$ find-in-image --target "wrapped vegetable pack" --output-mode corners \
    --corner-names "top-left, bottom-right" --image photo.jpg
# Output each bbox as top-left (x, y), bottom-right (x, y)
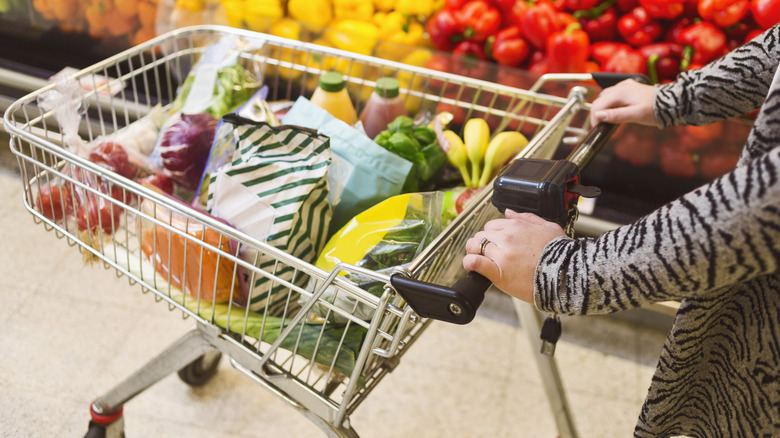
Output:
top-left (138, 186), bottom-right (240, 304)
top-left (207, 115), bottom-right (332, 315)
top-left (154, 37), bottom-right (262, 199)
top-left (306, 192), bottom-right (443, 322)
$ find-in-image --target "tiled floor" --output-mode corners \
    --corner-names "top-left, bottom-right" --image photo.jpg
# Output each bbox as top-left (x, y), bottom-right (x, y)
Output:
top-left (0, 138), bottom-right (671, 438)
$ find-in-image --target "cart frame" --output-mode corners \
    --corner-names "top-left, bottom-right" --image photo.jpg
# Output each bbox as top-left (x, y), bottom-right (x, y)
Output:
top-left (3, 25), bottom-right (597, 437)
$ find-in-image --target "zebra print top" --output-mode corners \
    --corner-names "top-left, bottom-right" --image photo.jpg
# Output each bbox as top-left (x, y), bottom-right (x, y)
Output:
top-left (534, 24), bottom-right (780, 437)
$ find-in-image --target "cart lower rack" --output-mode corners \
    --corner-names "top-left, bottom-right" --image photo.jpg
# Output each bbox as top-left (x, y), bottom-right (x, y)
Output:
top-left (3, 25), bottom-right (599, 437)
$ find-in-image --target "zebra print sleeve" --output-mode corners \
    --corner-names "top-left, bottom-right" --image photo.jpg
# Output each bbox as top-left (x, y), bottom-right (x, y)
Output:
top-left (653, 24), bottom-right (780, 128)
top-left (533, 147), bottom-right (780, 315)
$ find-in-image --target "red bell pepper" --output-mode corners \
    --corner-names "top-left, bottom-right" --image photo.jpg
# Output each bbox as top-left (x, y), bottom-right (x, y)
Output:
top-left (444, 0), bottom-right (470, 9)
top-left (455, 0), bottom-right (502, 42)
top-left (664, 16), bottom-right (693, 42)
top-left (659, 138), bottom-right (697, 178)
top-left (744, 29), bottom-right (764, 43)
top-left (489, 0), bottom-right (517, 13)
top-left (751, 0), bottom-right (780, 30)
top-left (520, 1), bottom-right (563, 49)
top-left (564, 0), bottom-right (602, 11)
top-left (698, 0), bottom-right (750, 28)
top-left (638, 0), bottom-right (685, 18)
top-left (592, 42), bottom-right (647, 73)
top-left (576, 4), bottom-right (619, 42)
top-left (700, 146), bottom-right (740, 179)
top-left (488, 26), bottom-right (531, 67)
top-left (427, 9), bottom-right (461, 51)
top-left (528, 50), bottom-right (551, 75)
top-left (591, 41), bottom-right (632, 64)
top-left (617, 7), bottom-right (663, 47)
top-left (547, 23), bottom-right (591, 73)
top-left (613, 125), bottom-right (658, 167)
top-left (675, 21), bottom-right (727, 65)
top-left (681, 122), bottom-right (725, 150)
top-left (452, 40), bottom-right (493, 79)
top-left (639, 42), bottom-right (683, 83)
top-left (617, 0), bottom-right (640, 10)
top-left (507, 0), bottom-right (530, 27)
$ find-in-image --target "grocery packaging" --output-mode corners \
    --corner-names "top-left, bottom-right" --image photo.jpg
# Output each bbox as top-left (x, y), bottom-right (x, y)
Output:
top-left (139, 186), bottom-right (240, 304)
top-left (310, 71), bottom-right (358, 125)
top-left (206, 115), bottom-right (332, 314)
top-left (305, 192), bottom-right (443, 322)
top-left (359, 77), bottom-right (408, 139)
top-left (283, 96), bottom-right (412, 234)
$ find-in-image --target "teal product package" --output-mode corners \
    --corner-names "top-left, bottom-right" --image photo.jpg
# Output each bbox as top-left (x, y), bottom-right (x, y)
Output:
top-left (282, 96), bottom-right (413, 235)
top-left (206, 114), bottom-right (332, 315)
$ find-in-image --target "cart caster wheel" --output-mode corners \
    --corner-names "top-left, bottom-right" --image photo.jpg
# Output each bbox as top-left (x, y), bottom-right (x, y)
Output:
top-left (86, 405), bottom-right (125, 438)
top-left (85, 420), bottom-right (125, 438)
top-left (178, 350), bottom-right (222, 386)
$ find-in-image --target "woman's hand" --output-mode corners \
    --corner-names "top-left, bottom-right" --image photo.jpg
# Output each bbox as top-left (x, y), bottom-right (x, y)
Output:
top-left (463, 210), bottom-right (567, 304)
top-left (590, 79), bottom-right (657, 127)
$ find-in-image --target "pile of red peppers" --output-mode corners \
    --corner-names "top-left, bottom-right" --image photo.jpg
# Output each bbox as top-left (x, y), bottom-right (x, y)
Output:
top-left (426, 0), bottom-right (780, 82)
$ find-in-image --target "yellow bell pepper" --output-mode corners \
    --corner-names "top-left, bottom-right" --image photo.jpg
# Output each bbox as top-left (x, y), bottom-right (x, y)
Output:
top-left (396, 49), bottom-right (433, 113)
top-left (334, 0), bottom-right (374, 21)
top-left (394, 0), bottom-right (435, 17)
top-left (326, 19), bottom-right (378, 56)
top-left (373, 0), bottom-right (395, 12)
top-left (374, 11), bottom-right (425, 60)
top-left (244, 0), bottom-right (284, 31)
top-left (270, 18), bottom-right (302, 40)
top-left (288, 0), bottom-right (333, 28)
top-left (221, 0), bottom-right (243, 27)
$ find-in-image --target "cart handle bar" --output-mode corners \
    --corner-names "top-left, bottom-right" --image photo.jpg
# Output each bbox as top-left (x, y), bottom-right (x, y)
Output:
top-left (391, 73), bottom-right (649, 325)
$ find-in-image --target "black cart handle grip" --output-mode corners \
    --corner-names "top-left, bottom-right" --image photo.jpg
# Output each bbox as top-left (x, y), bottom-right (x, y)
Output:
top-left (391, 73), bottom-right (651, 325)
top-left (591, 72), bottom-right (650, 89)
top-left (390, 271), bottom-right (492, 325)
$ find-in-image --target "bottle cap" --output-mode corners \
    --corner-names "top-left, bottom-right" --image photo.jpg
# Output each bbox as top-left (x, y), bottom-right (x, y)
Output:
top-left (319, 72), bottom-right (346, 92)
top-left (375, 77), bottom-right (400, 98)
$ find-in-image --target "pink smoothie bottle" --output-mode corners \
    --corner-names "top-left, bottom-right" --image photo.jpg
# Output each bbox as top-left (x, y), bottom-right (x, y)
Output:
top-left (359, 77), bottom-right (408, 140)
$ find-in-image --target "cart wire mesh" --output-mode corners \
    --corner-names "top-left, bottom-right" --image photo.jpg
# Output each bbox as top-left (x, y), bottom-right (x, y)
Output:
top-left (3, 25), bottom-right (594, 434)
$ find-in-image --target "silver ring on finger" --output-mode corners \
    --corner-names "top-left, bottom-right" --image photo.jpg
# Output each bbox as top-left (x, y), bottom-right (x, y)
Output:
top-left (479, 237), bottom-right (491, 257)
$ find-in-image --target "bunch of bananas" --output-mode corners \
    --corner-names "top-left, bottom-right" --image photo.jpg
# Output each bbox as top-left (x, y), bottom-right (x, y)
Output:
top-left (443, 119), bottom-right (528, 188)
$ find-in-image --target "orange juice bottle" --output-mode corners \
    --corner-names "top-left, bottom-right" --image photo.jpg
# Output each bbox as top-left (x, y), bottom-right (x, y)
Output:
top-left (310, 71), bottom-right (357, 125)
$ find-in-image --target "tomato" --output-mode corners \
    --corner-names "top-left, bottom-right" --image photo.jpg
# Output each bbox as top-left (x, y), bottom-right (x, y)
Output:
top-left (137, 172), bottom-right (175, 195)
top-left (89, 141), bottom-right (135, 179)
top-left (35, 182), bottom-right (74, 221)
top-left (76, 194), bottom-right (123, 234)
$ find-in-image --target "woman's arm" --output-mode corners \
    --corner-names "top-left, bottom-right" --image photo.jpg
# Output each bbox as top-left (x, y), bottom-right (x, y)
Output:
top-left (533, 147), bottom-right (780, 315)
top-left (655, 23), bottom-right (780, 127)
top-left (591, 24), bottom-right (780, 129)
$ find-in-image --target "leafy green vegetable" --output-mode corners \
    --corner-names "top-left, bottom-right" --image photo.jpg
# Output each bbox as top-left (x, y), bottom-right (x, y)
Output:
top-left (171, 288), bottom-right (366, 384)
top-left (373, 116), bottom-right (447, 193)
top-left (170, 63), bottom-right (260, 119)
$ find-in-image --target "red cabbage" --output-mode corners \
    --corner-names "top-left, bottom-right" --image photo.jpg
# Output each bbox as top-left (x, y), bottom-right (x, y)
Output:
top-left (159, 113), bottom-right (218, 191)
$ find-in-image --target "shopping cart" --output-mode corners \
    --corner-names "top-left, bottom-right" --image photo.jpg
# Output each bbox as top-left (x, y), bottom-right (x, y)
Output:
top-left (4, 25), bottom-right (628, 438)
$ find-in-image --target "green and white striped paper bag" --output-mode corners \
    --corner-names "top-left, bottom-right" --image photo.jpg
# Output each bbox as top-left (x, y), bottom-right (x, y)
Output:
top-left (207, 115), bottom-right (331, 315)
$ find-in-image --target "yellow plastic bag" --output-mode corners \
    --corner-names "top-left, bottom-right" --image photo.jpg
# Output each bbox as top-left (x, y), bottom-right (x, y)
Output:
top-left (309, 192), bottom-right (443, 321)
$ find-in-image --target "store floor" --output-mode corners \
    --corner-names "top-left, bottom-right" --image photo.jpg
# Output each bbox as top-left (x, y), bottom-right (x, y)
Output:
top-left (0, 133), bottom-right (671, 438)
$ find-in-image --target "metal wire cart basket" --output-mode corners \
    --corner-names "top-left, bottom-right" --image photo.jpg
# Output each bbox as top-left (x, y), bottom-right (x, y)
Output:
top-left (3, 25), bottom-right (608, 437)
